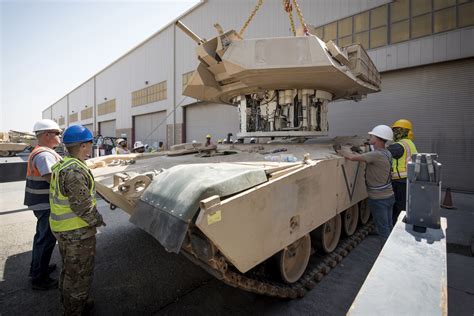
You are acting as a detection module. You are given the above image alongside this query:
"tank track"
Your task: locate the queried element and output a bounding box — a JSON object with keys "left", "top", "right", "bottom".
{"left": 219, "top": 222, "right": 375, "bottom": 298}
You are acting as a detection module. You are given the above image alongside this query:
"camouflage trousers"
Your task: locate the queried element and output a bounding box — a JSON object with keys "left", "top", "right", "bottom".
{"left": 56, "top": 234, "right": 96, "bottom": 316}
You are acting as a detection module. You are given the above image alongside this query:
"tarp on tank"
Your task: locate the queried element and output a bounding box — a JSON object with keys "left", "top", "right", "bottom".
{"left": 130, "top": 163, "right": 268, "bottom": 253}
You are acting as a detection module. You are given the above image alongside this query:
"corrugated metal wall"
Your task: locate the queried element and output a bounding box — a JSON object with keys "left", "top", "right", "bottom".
{"left": 184, "top": 102, "right": 239, "bottom": 143}
{"left": 329, "top": 58, "right": 474, "bottom": 192}
{"left": 133, "top": 111, "right": 167, "bottom": 146}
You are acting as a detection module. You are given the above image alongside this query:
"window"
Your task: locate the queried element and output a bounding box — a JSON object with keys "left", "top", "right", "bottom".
{"left": 458, "top": 2, "right": 474, "bottom": 28}
{"left": 434, "top": 0, "right": 456, "bottom": 11}
{"left": 391, "top": 20, "right": 410, "bottom": 43}
{"left": 370, "top": 27, "right": 387, "bottom": 48}
{"left": 391, "top": 0, "right": 409, "bottom": 23}
{"left": 354, "top": 12, "right": 369, "bottom": 33}
{"left": 434, "top": 7, "right": 456, "bottom": 33}
{"left": 354, "top": 31, "right": 369, "bottom": 49}
{"left": 313, "top": 27, "right": 323, "bottom": 39}
{"left": 412, "top": 14, "right": 432, "bottom": 38}
{"left": 81, "top": 107, "right": 93, "bottom": 120}
{"left": 132, "top": 81, "right": 167, "bottom": 107}
{"left": 313, "top": 0, "right": 468, "bottom": 52}
{"left": 371, "top": 5, "right": 387, "bottom": 29}
{"left": 412, "top": 0, "right": 432, "bottom": 16}
{"left": 339, "top": 35, "right": 353, "bottom": 47}
{"left": 97, "top": 99, "right": 116, "bottom": 116}
{"left": 323, "top": 22, "right": 337, "bottom": 41}
{"left": 338, "top": 17, "right": 352, "bottom": 38}
{"left": 69, "top": 113, "right": 78, "bottom": 123}
{"left": 182, "top": 71, "right": 194, "bottom": 91}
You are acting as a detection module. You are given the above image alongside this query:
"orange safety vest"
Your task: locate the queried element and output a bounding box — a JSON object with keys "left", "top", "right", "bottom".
{"left": 24, "top": 146, "right": 61, "bottom": 208}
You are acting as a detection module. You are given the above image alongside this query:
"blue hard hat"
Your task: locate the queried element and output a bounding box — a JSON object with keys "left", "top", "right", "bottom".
{"left": 63, "top": 125, "right": 93, "bottom": 144}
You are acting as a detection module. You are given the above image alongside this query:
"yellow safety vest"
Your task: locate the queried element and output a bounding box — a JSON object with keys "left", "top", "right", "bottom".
{"left": 391, "top": 138, "right": 418, "bottom": 180}
{"left": 49, "top": 157, "right": 96, "bottom": 232}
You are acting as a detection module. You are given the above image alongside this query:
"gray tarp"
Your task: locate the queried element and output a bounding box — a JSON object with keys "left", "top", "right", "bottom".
{"left": 130, "top": 163, "right": 268, "bottom": 253}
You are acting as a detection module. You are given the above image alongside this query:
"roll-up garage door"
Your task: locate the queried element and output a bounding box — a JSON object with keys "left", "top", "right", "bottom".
{"left": 328, "top": 58, "right": 474, "bottom": 192}
{"left": 185, "top": 102, "right": 240, "bottom": 143}
{"left": 134, "top": 111, "right": 167, "bottom": 147}
{"left": 99, "top": 120, "right": 116, "bottom": 137}
{"left": 83, "top": 124, "right": 93, "bottom": 133}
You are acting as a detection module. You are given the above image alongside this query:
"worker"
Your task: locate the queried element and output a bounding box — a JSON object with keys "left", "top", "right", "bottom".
{"left": 49, "top": 125, "right": 105, "bottom": 315}
{"left": 24, "top": 119, "right": 62, "bottom": 290}
{"left": 205, "top": 134, "right": 212, "bottom": 146}
{"left": 388, "top": 119, "right": 418, "bottom": 224}
{"left": 133, "top": 141, "right": 145, "bottom": 153}
{"left": 112, "top": 138, "right": 130, "bottom": 155}
{"left": 337, "top": 125, "right": 395, "bottom": 240}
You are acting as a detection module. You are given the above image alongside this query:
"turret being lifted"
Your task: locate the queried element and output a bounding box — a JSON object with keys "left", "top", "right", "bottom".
{"left": 177, "top": 20, "right": 380, "bottom": 138}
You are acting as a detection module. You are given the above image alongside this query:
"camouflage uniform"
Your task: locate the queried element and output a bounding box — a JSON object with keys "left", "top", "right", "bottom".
{"left": 54, "top": 162, "right": 104, "bottom": 316}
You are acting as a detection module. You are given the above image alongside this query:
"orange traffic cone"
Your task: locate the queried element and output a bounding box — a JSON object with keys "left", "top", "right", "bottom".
{"left": 441, "top": 187, "right": 456, "bottom": 209}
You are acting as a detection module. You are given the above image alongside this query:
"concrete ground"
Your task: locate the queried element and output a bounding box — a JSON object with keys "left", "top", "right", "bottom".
{"left": 1, "top": 181, "right": 473, "bottom": 315}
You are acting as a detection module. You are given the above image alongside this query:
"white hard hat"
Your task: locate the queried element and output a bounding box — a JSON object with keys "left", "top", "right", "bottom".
{"left": 368, "top": 125, "right": 393, "bottom": 141}
{"left": 116, "top": 138, "right": 126, "bottom": 145}
{"left": 33, "top": 119, "right": 61, "bottom": 133}
{"left": 134, "top": 141, "right": 144, "bottom": 149}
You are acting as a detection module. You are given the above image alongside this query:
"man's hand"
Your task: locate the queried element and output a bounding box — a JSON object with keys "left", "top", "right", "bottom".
{"left": 333, "top": 144, "right": 341, "bottom": 152}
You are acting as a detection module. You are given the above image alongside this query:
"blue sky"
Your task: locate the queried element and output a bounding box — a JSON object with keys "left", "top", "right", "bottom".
{"left": 1, "top": 0, "right": 200, "bottom": 132}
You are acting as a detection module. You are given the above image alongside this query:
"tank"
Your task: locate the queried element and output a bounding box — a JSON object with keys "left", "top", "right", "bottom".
{"left": 0, "top": 131, "right": 34, "bottom": 157}
{"left": 91, "top": 22, "right": 381, "bottom": 298}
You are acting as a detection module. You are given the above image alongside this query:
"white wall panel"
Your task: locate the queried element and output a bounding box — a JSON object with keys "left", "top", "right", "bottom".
{"left": 408, "top": 40, "right": 421, "bottom": 66}
{"left": 447, "top": 31, "right": 461, "bottom": 60}
{"left": 69, "top": 79, "right": 94, "bottom": 128}
{"left": 51, "top": 97, "right": 67, "bottom": 128}
{"left": 42, "top": 107, "right": 52, "bottom": 120}
{"left": 460, "top": 28, "right": 474, "bottom": 58}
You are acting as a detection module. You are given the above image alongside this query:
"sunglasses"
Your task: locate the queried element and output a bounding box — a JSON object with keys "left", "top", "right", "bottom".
{"left": 49, "top": 131, "right": 61, "bottom": 136}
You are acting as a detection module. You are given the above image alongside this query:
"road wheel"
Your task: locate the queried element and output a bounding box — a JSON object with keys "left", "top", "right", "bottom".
{"left": 359, "top": 199, "right": 371, "bottom": 225}
{"left": 342, "top": 204, "right": 359, "bottom": 236}
{"left": 313, "top": 214, "right": 341, "bottom": 253}
{"left": 278, "top": 234, "right": 311, "bottom": 284}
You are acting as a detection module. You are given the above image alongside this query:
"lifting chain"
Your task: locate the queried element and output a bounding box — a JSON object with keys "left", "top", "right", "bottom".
{"left": 239, "top": 0, "right": 264, "bottom": 38}
{"left": 283, "top": 0, "right": 296, "bottom": 36}
{"left": 292, "top": 0, "right": 309, "bottom": 35}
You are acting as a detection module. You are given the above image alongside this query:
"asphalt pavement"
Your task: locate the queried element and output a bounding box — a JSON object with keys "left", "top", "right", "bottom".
{"left": 1, "top": 180, "right": 473, "bottom": 315}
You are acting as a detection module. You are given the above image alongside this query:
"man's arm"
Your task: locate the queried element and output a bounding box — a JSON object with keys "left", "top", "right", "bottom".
{"left": 62, "top": 169, "right": 105, "bottom": 227}
{"left": 43, "top": 174, "right": 51, "bottom": 183}
{"left": 387, "top": 143, "right": 404, "bottom": 159}
{"left": 337, "top": 149, "right": 367, "bottom": 162}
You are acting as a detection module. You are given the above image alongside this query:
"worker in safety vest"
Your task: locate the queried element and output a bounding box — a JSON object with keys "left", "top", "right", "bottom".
{"left": 24, "top": 119, "right": 62, "bottom": 290}
{"left": 388, "top": 119, "right": 418, "bottom": 224}
{"left": 49, "top": 125, "right": 105, "bottom": 315}
{"left": 111, "top": 138, "right": 130, "bottom": 155}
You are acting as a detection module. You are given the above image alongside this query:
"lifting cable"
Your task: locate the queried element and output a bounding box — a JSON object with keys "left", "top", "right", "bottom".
{"left": 238, "top": 0, "right": 264, "bottom": 38}
{"left": 239, "top": 0, "right": 309, "bottom": 38}
{"left": 292, "top": 0, "right": 309, "bottom": 35}
{"left": 283, "top": 0, "right": 296, "bottom": 36}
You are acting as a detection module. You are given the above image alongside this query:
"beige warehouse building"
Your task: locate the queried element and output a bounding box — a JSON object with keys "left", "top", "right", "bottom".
{"left": 42, "top": 0, "right": 474, "bottom": 191}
